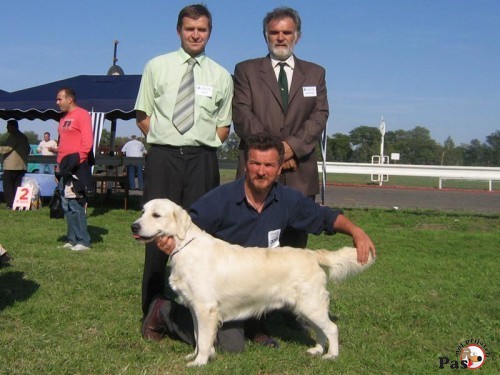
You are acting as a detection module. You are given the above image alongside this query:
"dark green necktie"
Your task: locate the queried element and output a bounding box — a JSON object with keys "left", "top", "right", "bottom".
{"left": 278, "top": 62, "right": 288, "bottom": 112}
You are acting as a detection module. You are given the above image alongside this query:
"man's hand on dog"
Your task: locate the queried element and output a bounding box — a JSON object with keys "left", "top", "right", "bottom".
{"left": 156, "top": 236, "right": 176, "bottom": 255}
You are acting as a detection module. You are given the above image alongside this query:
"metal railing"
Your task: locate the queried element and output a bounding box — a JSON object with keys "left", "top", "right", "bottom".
{"left": 317, "top": 162, "right": 500, "bottom": 191}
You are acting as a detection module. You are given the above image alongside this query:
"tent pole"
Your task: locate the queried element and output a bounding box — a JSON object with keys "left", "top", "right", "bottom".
{"left": 110, "top": 119, "right": 117, "bottom": 153}
{"left": 106, "top": 119, "right": 118, "bottom": 195}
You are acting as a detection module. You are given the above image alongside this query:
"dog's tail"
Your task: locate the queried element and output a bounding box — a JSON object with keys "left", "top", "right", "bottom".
{"left": 315, "top": 246, "right": 375, "bottom": 283}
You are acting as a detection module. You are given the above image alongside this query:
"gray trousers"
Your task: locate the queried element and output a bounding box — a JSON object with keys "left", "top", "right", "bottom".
{"left": 159, "top": 298, "right": 246, "bottom": 353}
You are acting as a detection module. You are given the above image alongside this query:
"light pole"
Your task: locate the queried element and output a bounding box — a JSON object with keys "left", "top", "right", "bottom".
{"left": 379, "top": 116, "right": 386, "bottom": 185}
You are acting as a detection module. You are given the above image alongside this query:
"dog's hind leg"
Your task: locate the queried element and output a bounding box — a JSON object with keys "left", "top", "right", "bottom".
{"left": 187, "top": 305, "right": 219, "bottom": 367}
{"left": 304, "top": 316, "right": 338, "bottom": 359}
{"left": 298, "top": 294, "right": 339, "bottom": 359}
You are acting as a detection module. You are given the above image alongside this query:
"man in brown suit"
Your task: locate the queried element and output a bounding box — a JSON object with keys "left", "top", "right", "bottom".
{"left": 233, "top": 6, "right": 329, "bottom": 248}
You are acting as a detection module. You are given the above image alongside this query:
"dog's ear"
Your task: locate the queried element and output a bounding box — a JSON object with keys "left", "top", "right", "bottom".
{"left": 173, "top": 205, "right": 192, "bottom": 240}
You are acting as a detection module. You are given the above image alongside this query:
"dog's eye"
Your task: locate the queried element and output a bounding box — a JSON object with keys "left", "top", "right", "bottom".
{"left": 152, "top": 213, "right": 161, "bottom": 218}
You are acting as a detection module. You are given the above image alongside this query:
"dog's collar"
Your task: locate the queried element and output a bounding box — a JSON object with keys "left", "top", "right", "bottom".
{"left": 170, "top": 237, "right": 195, "bottom": 258}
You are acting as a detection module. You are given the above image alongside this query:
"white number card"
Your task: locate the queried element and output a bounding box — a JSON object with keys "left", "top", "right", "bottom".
{"left": 268, "top": 229, "right": 281, "bottom": 248}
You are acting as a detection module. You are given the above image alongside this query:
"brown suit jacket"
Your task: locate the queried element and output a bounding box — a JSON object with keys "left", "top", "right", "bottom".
{"left": 233, "top": 55, "right": 329, "bottom": 196}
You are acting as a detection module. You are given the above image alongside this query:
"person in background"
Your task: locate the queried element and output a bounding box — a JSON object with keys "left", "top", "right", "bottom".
{"left": 37, "top": 131, "right": 58, "bottom": 174}
{"left": 121, "top": 135, "right": 146, "bottom": 191}
{"left": 0, "top": 243, "right": 12, "bottom": 267}
{"left": 0, "top": 119, "right": 30, "bottom": 209}
{"left": 55, "top": 88, "right": 93, "bottom": 252}
{"left": 134, "top": 3, "right": 233, "bottom": 318}
{"left": 233, "top": 6, "right": 329, "bottom": 248}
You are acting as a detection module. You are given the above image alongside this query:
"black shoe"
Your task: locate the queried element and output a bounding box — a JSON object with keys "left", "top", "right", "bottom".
{"left": 0, "top": 252, "right": 12, "bottom": 267}
{"left": 142, "top": 296, "right": 168, "bottom": 341}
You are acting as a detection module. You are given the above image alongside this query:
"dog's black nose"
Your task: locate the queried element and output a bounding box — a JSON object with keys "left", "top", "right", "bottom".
{"left": 131, "top": 222, "right": 140, "bottom": 234}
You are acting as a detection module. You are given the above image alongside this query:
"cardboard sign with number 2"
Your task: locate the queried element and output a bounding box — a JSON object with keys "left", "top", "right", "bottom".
{"left": 13, "top": 186, "right": 33, "bottom": 210}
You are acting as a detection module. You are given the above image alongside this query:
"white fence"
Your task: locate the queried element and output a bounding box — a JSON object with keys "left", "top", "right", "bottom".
{"left": 4, "top": 156, "right": 499, "bottom": 191}
{"left": 318, "top": 162, "right": 500, "bottom": 191}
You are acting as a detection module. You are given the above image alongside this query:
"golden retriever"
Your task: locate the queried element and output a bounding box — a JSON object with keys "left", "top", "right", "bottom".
{"left": 131, "top": 198, "right": 375, "bottom": 366}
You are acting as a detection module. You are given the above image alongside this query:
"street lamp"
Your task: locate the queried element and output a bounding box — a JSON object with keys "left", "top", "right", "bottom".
{"left": 379, "top": 116, "right": 386, "bottom": 163}
{"left": 378, "top": 116, "right": 386, "bottom": 185}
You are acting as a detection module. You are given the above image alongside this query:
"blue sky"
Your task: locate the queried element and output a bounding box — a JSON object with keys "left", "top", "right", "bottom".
{"left": 1, "top": 0, "right": 499, "bottom": 145}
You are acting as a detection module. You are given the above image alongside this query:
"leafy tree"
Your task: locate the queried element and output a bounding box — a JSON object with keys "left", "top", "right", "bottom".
{"left": 485, "top": 130, "right": 500, "bottom": 166}
{"left": 25, "top": 131, "right": 40, "bottom": 144}
{"left": 349, "top": 126, "right": 381, "bottom": 162}
{"left": 461, "top": 139, "right": 492, "bottom": 166}
{"left": 99, "top": 128, "right": 111, "bottom": 147}
{"left": 0, "top": 130, "right": 39, "bottom": 145}
{"left": 217, "top": 132, "right": 240, "bottom": 160}
{"left": 440, "top": 136, "right": 463, "bottom": 165}
{"left": 385, "top": 126, "right": 440, "bottom": 164}
{"left": 328, "top": 133, "right": 352, "bottom": 161}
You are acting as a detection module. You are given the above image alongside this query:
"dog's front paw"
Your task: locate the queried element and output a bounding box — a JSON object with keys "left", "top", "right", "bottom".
{"left": 185, "top": 352, "right": 196, "bottom": 360}
{"left": 322, "top": 353, "right": 338, "bottom": 360}
{"left": 306, "top": 345, "right": 324, "bottom": 356}
{"left": 186, "top": 356, "right": 209, "bottom": 367}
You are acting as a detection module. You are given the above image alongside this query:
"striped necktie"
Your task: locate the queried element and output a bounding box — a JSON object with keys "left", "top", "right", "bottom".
{"left": 172, "top": 58, "right": 197, "bottom": 134}
{"left": 278, "top": 62, "right": 288, "bottom": 112}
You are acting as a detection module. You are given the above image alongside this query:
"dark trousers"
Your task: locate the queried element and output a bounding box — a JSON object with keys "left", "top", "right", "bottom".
{"left": 159, "top": 298, "right": 245, "bottom": 353}
{"left": 141, "top": 145, "right": 220, "bottom": 316}
{"left": 2, "top": 170, "right": 26, "bottom": 208}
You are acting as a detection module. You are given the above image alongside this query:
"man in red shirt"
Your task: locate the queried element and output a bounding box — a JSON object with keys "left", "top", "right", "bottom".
{"left": 55, "top": 88, "right": 93, "bottom": 251}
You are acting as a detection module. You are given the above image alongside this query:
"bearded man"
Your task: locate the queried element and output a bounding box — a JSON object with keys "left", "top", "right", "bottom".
{"left": 232, "top": 6, "right": 329, "bottom": 249}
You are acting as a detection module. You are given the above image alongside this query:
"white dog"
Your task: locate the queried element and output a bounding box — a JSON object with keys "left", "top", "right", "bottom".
{"left": 131, "top": 198, "right": 375, "bottom": 367}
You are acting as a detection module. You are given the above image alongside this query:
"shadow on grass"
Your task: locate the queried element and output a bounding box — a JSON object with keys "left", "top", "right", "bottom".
{"left": 0, "top": 270, "right": 40, "bottom": 312}
{"left": 264, "top": 311, "right": 338, "bottom": 347}
{"left": 55, "top": 225, "right": 109, "bottom": 245}
{"left": 88, "top": 194, "right": 143, "bottom": 217}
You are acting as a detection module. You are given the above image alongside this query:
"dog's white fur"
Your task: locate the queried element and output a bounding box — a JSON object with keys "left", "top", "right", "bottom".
{"left": 132, "top": 199, "right": 375, "bottom": 367}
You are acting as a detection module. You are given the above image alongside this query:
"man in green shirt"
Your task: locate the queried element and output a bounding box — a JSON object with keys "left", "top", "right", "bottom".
{"left": 134, "top": 4, "right": 233, "bottom": 319}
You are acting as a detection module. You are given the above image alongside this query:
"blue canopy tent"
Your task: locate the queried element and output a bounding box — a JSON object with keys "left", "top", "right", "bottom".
{"left": 0, "top": 74, "right": 141, "bottom": 121}
{"left": 0, "top": 75, "right": 141, "bottom": 198}
{"left": 0, "top": 74, "right": 142, "bottom": 157}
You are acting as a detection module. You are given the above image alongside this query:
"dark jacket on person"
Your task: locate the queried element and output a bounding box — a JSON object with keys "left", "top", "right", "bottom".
{"left": 57, "top": 153, "right": 94, "bottom": 198}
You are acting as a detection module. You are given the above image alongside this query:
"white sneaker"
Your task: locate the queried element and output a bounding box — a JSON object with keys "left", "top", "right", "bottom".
{"left": 58, "top": 243, "right": 74, "bottom": 249}
{"left": 71, "top": 244, "right": 91, "bottom": 251}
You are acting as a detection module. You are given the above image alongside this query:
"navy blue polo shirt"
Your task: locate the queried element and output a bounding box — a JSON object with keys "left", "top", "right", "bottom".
{"left": 189, "top": 177, "right": 342, "bottom": 248}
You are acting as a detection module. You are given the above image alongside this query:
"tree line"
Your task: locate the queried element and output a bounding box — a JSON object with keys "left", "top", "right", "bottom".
{"left": 217, "top": 126, "right": 500, "bottom": 167}
{"left": 2, "top": 126, "right": 498, "bottom": 167}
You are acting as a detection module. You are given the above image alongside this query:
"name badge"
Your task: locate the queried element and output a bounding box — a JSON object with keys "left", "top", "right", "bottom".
{"left": 196, "top": 85, "right": 213, "bottom": 97}
{"left": 268, "top": 229, "right": 281, "bottom": 248}
{"left": 303, "top": 86, "right": 317, "bottom": 97}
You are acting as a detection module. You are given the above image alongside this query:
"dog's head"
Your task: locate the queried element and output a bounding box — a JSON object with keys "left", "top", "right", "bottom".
{"left": 131, "top": 199, "right": 193, "bottom": 243}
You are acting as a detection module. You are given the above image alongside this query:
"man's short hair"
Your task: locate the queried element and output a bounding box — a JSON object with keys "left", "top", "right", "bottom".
{"left": 243, "top": 134, "right": 284, "bottom": 165}
{"left": 44, "top": 132, "right": 50, "bottom": 137}
{"left": 262, "top": 7, "right": 302, "bottom": 38}
{"left": 177, "top": 4, "right": 212, "bottom": 32}
{"left": 7, "top": 119, "right": 18, "bottom": 129}
{"left": 58, "top": 87, "right": 77, "bottom": 102}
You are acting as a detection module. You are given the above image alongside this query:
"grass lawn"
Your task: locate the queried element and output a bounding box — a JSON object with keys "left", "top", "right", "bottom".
{"left": 0, "top": 195, "right": 498, "bottom": 374}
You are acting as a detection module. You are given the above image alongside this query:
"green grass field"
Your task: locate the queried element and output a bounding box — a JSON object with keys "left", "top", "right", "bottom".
{"left": 0, "top": 194, "right": 498, "bottom": 374}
